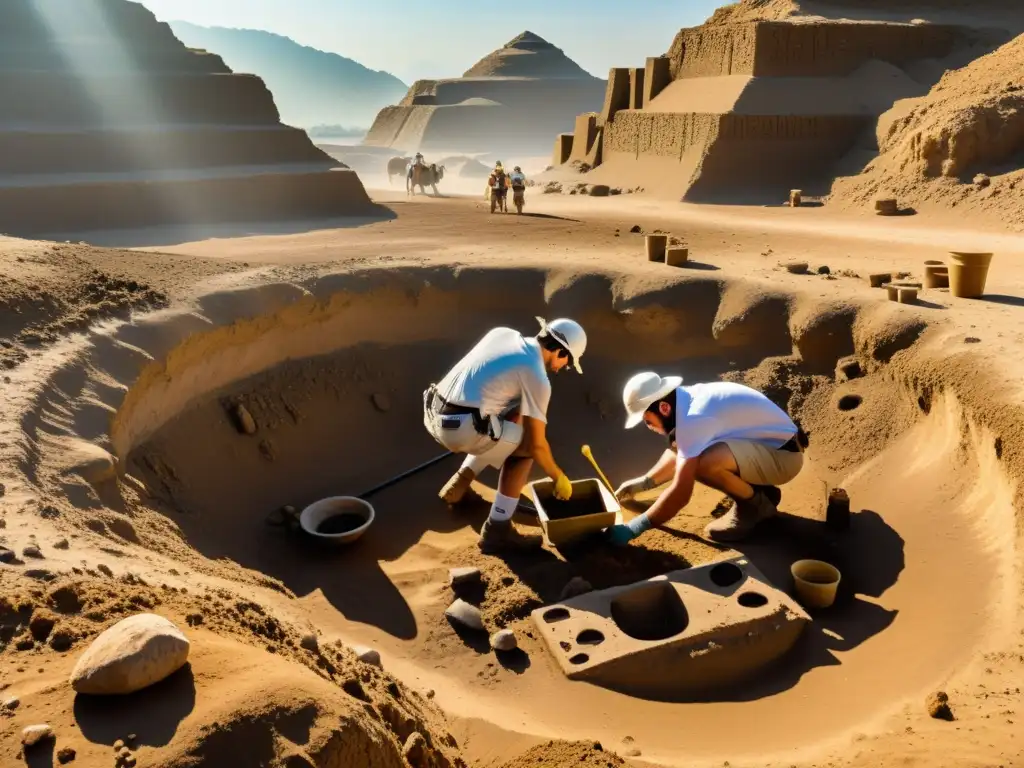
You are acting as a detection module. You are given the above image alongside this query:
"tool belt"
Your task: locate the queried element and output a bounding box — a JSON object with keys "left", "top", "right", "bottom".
{"left": 425, "top": 385, "right": 491, "bottom": 437}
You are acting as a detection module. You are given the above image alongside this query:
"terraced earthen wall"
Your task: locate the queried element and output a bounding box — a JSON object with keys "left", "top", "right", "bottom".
{"left": 599, "top": 68, "right": 631, "bottom": 126}
{"left": 667, "top": 21, "right": 959, "bottom": 79}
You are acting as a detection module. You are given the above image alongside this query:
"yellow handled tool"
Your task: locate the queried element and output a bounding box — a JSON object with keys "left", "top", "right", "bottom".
{"left": 581, "top": 444, "right": 615, "bottom": 497}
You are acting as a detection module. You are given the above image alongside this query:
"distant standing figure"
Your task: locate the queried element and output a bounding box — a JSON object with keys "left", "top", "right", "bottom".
{"left": 406, "top": 153, "right": 425, "bottom": 195}
{"left": 509, "top": 166, "right": 527, "bottom": 214}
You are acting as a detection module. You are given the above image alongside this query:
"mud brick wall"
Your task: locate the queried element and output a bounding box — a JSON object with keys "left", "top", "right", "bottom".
{"left": 604, "top": 111, "right": 719, "bottom": 161}
{"left": 599, "top": 68, "right": 631, "bottom": 126}
{"left": 667, "top": 24, "right": 758, "bottom": 78}
{"left": 553, "top": 134, "right": 573, "bottom": 165}
{"left": 569, "top": 113, "right": 598, "bottom": 163}
{"left": 667, "top": 21, "right": 958, "bottom": 79}
{"left": 628, "top": 68, "right": 645, "bottom": 110}
{"left": 643, "top": 57, "right": 672, "bottom": 107}
{"left": 686, "top": 113, "right": 869, "bottom": 200}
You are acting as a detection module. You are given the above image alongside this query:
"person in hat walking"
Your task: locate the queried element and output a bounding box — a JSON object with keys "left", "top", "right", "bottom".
{"left": 605, "top": 372, "right": 804, "bottom": 545}
{"left": 424, "top": 317, "right": 587, "bottom": 552}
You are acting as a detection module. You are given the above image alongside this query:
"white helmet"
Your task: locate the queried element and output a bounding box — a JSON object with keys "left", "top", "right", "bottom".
{"left": 536, "top": 317, "right": 586, "bottom": 374}
{"left": 622, "top": 372, "right": 683, "bottom": 428}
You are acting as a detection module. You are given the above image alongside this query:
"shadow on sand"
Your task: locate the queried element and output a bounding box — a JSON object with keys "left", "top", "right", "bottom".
{"left": 74, "top": 664, "right": 197, "bottom": 747}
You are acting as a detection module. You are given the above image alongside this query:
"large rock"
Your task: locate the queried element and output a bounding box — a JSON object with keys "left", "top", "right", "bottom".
{"left": 69, "top": 614, "right": 190, "bottom": 695}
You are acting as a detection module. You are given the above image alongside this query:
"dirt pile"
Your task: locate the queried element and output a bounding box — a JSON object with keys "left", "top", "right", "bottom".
{"left": 543, "top": 1, "right": 1013, "bottom": 203}
{"left": 362, "top": 32, "right": 605, "bottom": 156}
{"left": 495, "top": 740, "right": 634, "bottom": 768}
{"left": 0, "top": 0, "right": 376, "bottom": 238}
{"left": 829, "top": 33, "right": 1024, "bottom": 227}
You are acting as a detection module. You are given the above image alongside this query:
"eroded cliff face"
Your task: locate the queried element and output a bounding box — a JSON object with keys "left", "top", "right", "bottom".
{"left": 0, "top": 0, "right": 373, "bottom": 236}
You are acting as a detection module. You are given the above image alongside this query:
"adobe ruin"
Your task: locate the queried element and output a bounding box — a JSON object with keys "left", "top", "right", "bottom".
{"left": 0, "top": 0, "right": 374, "bottom": 237}
{"left": 548, "top": 9, "right": 1011, "bottom": 202}
{"left": 363, "top": 32, "right": 606, "bottom": 157}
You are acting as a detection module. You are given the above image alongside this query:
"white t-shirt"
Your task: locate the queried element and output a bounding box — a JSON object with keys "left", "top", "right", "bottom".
{"left": 672, "top": 383, "right": 796, "bottom": 460}
{"left": 436, "top": 327, "right": 551, "bottom": 423}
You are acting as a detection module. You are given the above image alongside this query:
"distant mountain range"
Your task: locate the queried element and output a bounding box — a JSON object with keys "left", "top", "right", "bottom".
{"left": 169, "top": 22, "right": 408, "bottom": 130}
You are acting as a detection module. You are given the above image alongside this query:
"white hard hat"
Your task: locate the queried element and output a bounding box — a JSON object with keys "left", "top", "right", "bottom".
{"left": 536, "top": 316, "right": 586, "bottom": 374}
{"left": 623, "top": 372, "right": 683, "bottom": 428}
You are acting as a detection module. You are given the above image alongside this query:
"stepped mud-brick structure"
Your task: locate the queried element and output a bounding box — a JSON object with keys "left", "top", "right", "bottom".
{"left": 363, "top": 32, "right": 606, "bottom": 157}
{"left": 548, "top": 6, "right": 1011, "bottom": 202}
{"left": 0, "top": 0, "right": 374, "bottom": 237}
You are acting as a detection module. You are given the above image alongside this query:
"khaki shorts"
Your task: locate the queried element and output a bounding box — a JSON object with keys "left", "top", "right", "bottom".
{"left": 721, "top": 440, "right": 804, "bottom": 487}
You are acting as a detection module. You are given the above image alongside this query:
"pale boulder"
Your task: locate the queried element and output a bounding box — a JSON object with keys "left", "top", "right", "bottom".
{"left": 70, "top": 613, "right": 189, "bottom": 695}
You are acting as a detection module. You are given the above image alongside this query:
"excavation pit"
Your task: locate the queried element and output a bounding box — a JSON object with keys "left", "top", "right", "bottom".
{"left": 80, "top": 264, "right": 1007, "bottom": 759}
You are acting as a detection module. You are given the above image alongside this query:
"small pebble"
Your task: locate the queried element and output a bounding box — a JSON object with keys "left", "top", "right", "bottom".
{"left": 927, "top": 690, "right": 954, "bottom": 720}
{"left": 23, "top": 545, "right": 43, "bottom": 559}
{"left": 21, "top": 724, "right": 53, "bottom": 747}
{"left": 233, "top": 403, "right": 257, "bottom": 434}
{"left": 448, "top": 567, "right": 481, "bottom": 588}
{"left": 113, "top": 739, "right": 125, "bottom": 751}
{"left": 0, "top": 545, "right": 15, "bottom": 563}
{"left": 490, "top": 629, "right": 517, "bottom": 652}
{"left": 300, "top": 633, "right": 319, "bottom": 652}
{"left": 53, "top": 538, "right": 70, "bottom": 550}
{"left": 3, "top": 696, "right": 20, "bottom": 710}
{"left": 353, "top": 646, "right": 382, "bottom": 668}
{"left": 57, "top": 746, "right": 77, "bottom": 763}
{"left": 445, "top": 599, "right": 484, "bottom": 631}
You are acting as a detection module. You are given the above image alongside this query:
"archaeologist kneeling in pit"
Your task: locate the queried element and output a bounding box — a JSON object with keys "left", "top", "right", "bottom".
{"left": 606, "top": 372, "right": 804, "bottom": 545}
{"left": 424, "top": 317, "right": 587, "bottom": 553}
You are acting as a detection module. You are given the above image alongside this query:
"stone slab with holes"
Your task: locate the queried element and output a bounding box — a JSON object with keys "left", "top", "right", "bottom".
{"left": 531, "top": 555, "right": 810, "bottom": 699}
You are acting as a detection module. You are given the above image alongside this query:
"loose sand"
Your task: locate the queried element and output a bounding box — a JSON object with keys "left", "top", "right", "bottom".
{"left": 2, "top": 186, "right": 1024, "bottom": 768}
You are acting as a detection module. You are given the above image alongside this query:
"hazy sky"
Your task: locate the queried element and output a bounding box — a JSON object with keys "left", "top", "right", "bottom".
{"left": 137, "top": 0, "right": 731, "bottom": 84}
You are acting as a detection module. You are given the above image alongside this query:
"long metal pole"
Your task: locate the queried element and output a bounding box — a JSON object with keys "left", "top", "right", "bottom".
{"left": 358, "top": 451, "right": 455, "bottom": 499}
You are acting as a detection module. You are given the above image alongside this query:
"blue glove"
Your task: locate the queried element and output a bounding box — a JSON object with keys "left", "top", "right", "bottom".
{"left": 606, "top": 514, "right": 652, "bottom": 546}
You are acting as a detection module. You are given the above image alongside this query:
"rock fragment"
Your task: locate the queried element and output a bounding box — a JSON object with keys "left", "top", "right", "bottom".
{"left": 926, "top": 690, "right": 954, "bottom": 720}
{"left": 403, "top": 732, "right": 427, "bottom": 767}
{"left": 445, "top": 599, "right": 484, "bottom": 631}
{"left": 21, "top": 724, "right": 53, "bottom": 747}
{"left": 70, "top": 613, "right": 190, "bottom": 695}
{"left": 300, "top": 633, "right": 319, "bottom": 652}
{"left": 353, "top": 646, "right": 381, "bottom": 667}
{"left": 490, "top": 629, "right": 517, "bottom": 652}
{"left": 232, "top": 403, "right": 257, "bottom": 435}
{"left": 23, "top": 545, "right": 43, "bottom": 559}
{"left": 57, "top": 746, "right": 77, "bottom": 763}
{"left": 53, "top": 538, "right": 70, "bottom": 550}
{"left": 448, "top": 567, "right": 481, "bottom": 588}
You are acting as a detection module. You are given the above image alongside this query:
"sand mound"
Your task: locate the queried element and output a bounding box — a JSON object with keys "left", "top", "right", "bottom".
{"left": 496, "top": 740, "right": 633, "bottom": 767}
{"left": 829, "top": 33, "right": 1024, "bottom": 226}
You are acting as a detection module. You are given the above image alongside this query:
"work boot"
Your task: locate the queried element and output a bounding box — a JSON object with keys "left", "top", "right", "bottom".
{"left": 439, "top": 467, "right": 476, "bottom": 506}
{"left": 703, "top": 489, "right": 778, "bottom": 543}
{"left": 478, "top": 516, "right": 543, "bottom": 554}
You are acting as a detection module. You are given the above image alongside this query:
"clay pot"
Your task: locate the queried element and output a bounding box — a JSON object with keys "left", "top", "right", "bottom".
{"left": 791, "top": 560, "right": 841, "bottom": 609}
{"left": 947, "top": 252, "right": 993, "bottom": 298}
{"left": 924, "top": 265, "right": 949, "bottom": 289}
{"left": 874, "top": 198, "right": 898, "bottom": 216}
{"left": 645, "top": 234, "right": 668, "bottom": 262}
{"left": 898, "top": 287, "right": 918, "bottom": 304}
{"left": 665, "top": 247, "right": 689, "bottom": 267}
{"left": 868, "top": 272, "right": 891, "bottom": 288}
